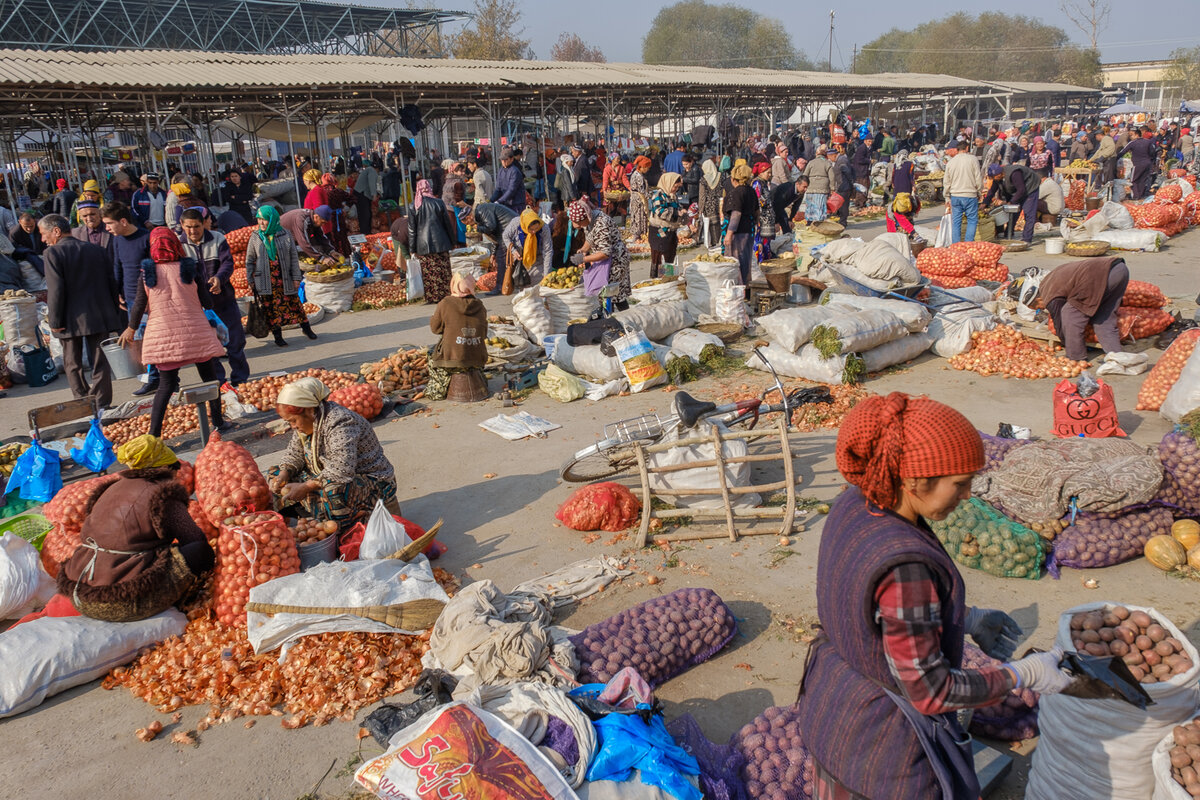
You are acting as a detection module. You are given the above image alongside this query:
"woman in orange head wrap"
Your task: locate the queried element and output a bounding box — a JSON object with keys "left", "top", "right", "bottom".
{"left": 793, "top": 392, "right": 1070, "bottom": 799}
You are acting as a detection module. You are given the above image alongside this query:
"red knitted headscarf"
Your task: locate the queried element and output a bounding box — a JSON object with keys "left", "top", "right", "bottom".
{"left": 149, "top": 226, "right": 184, "bottom": 263}
{"left": 835, "top": 392, "right": 983, "bottom": 510}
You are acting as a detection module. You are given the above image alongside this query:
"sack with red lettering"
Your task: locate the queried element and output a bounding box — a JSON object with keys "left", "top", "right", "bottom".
{"left": 1051, "top": 378, "right": 1126, "bottom": 438}
{"left": 355, "top": 702, "right": 578, "bottom": 800}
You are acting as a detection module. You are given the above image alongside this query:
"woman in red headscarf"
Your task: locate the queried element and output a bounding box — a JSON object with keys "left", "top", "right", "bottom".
{"left": 794, "top": 393, "right": 1070, "bottom": 799}
{"left": 117, "top": 227, "right": 227, "bottom": 438}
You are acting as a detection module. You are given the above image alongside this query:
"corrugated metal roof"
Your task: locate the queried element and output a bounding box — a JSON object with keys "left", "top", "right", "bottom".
{"left": 0, "top": 48, "right": 992, "bottom": 94}
{"left": 981, "top": 80, "right": 1101, "bottom": 95}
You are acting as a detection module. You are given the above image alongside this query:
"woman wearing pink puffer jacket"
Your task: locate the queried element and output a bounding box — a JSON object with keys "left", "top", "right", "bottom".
{"left": 117, "top": 227, "right": 228, "bottom": 437}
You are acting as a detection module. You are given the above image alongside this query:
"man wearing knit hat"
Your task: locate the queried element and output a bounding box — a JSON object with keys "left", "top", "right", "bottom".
{"left": 69, "top": 179, "right": 104, "bottom": 227}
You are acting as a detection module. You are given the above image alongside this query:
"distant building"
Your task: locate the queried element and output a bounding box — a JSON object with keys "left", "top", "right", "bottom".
{"left": 1101, "top": 61, "right": 1186, "bottom": 118}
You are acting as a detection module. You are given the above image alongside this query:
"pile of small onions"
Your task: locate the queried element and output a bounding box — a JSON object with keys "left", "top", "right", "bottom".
{"left": 330, "top": 382, "right": 384, "bottom": 420}
{"left": 237, "top": 368, "right": 356, "bottom": 412}
{"left": 949, "top": 326, "right": 1088, "bottom": 379}
{"left": 293, "top": 517, "right": 337, "bottom": 544}
{"left": 103, "top": 568, "right": 458, "bottom": 729}
{"left": 104, "top": 403, "right": 219, "bottom": 446}
{"left": 1069, "top": 606, "right": 1195, "bottom": 684}
{"left": 213, "top": 512, "right": 299, "bottom": 627}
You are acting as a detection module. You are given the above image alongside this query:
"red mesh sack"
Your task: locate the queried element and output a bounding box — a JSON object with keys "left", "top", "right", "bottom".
{"left": 1122, "top": 280, "right": 1166, "bottom": 308}
{"left": 476, "top": 271, "right": 497, "bottom": 293}
{"left": 731, "top": 703, "right": 815, "bottom": 799}
{"left": 929, "top": 275, "right": 977, "bottom": 289}
{"left": 213, "top": 510, "right": 300, "bottom": 627}
{"left": 176, "top": 459, "right": 195, "bottom": 495}
{"left": 41, "top": 523, "right": 81, "bottom": 575}
{"left": 194, "top": 432, "right": 272, "bottom": 527}
{"left": 970, "top": 263, "right": 1010, "bottom": 283}
{"left": 225, "top": 226, "right": 256, "bottom": 254}
{"left": 190, "top": 498, "right": 218, "bottom": 542}
{"left": 330, "top": 382, "right": 384, "bottom": 419}
{"left": 1117, "top": 306, "right": 1173, "bottom": 340}
{"left": 950, "top": 240, "right": 1004, "bottom": 269}
{"left": 43, "top": 473, "right": 120, "bottom": 533}
{"left": 555, "top": 482, "right": 641, "bottom": 532}
{"left": 1066, "top": 180, "right": 1087, "bottom": 210}
{"left": 1157, "top": 430, "right": 1200, "bottom": 514}
{"left": 570, "top": 587, "right": 738, "bottom": 686}
{"left": 1155, "top": 184, "right": 1184, "bottom": 203}
{"left": 1137, "top": 329, "right": 1200, "bottom": 411}
{"left": 916, "top": 247, "right": 972, "bottom": 278}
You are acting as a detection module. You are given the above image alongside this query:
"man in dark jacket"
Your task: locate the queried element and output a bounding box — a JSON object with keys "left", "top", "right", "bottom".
{"left": 571, "top": 144, "right": 596, "bottom": 203}
{"left": 984, "top": 163, "right": 1041, "bottom": 243}
{"left": 492, "top": 147, "right": 526, "bottom": 215}
{"left": 131, "top": 173, "right": 168, "bottom": 229}
{"left": 465, "top": 202, "right": 518, "bottom": 295}
{"left": 178, "top": 208, "right": 249, "bottom": 386}
{"left": 40, "top": 214, "right": 120, "bottom": 407}
{"left": 51, "top": 179, "right": 77, "bottom": 218}
{"left": 221, "top": 170, "right": 255, "bottom": 226}
{"left": 102, "top": 201, "right": 157, "bottom": 395}
{"left": 833, "top": 144, "right": 855, "bottom": 225}
{"left": 680, "top": 154, "right": 701, "bottom": 206}
{"left": 1118, "top": 128, "right": 1159, "bottom": 199}
{"left": 852, "top": 137, "right": 874, "bottom": 189}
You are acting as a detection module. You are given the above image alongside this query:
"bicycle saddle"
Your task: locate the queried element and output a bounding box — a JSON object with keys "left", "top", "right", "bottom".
{"left": 674, "top": 391, "right": 717, "bottom": 428}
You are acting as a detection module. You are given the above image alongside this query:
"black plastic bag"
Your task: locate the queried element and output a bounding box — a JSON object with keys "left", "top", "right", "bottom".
{"left": 361, "top": 669, "right": 457, "bottom": 746}
{"left": 245, "top": 298, "right": 270, "bottom": 339}
{"left": 1157, "top": 318, "right": 1199, "bottom": 350}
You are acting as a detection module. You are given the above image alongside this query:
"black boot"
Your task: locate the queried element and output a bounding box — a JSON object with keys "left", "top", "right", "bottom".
{"left": 273, "top": 328, "right": 288, "bottom": 347}
{"left": 300, "top": 321, "right": 318, "bottom": 340}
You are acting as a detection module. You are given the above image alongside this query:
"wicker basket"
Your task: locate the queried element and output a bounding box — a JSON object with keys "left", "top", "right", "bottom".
{"left": 995, "top": 239, "right": 1031, "bottom": 253}
{"left": 303, "top": 269, "right": 354, "bottom": 285}
{"left": 696, "top": 323, "right": 743, "bottom": 343}
{"left": 1064, "top": 240, "right": 1110, "bottom": 257}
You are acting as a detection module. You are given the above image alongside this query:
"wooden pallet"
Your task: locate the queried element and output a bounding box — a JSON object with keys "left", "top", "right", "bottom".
{"left": 632, "top": 419, "right": 804, "bottom": 545}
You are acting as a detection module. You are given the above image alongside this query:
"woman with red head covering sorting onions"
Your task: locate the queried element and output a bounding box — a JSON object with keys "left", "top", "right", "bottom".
{"left": 794, "top": 393, "right": 1070, "bottom": 799}
{"left": 117, "top": 227, "right": 227, "bottom": 437}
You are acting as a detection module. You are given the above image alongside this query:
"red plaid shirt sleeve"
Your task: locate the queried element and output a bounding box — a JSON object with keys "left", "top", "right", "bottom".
{"left": 874, "top": 563, "right": 1013, "bottom": 714}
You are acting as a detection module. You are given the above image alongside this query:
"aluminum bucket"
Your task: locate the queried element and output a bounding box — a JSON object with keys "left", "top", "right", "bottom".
{"left": 100, "top": 337, "right": 142, "bottom": 380}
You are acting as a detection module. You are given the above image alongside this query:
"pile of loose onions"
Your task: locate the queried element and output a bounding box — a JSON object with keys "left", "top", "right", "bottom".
{"left": 352, "top": 283, "right": 407, "bottom": 309}
{"left": 1137, "top": 330, "right": 1200, "bottom": 411}
{"left": 104, "top": 403, "right": 221, "bottom": 446}
{"left": 330, "top": 382, "right": 384, "bottom": 419}
{"left": 949, "top": 326, "right": 1089, "bottom": 379}
{"left": 237, "top": 368, "right": 356, "bottom": 412}
{"left": 194, "top": 432, "right": 271, "bottom": 528}
{"left": 213, "top": 511, "right": 299, "bottom": 627}
{"left": 103, "top": 568, "right": 458, "bottom": 729}
{"left": 293, "top": 517, "right": 337, "bottom": 544}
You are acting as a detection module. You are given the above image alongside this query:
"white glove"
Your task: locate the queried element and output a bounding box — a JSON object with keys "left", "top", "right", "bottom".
{"left": 570, "top": 253, "right": 586, "bottom": 266}
{"left": 1006, "top": 647, "right": 1071, "bottom": 696}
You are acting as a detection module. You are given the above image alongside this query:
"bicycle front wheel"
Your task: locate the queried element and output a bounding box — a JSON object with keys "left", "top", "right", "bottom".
{"left": 558, "top": 436, "right": 657, "bottom": 483}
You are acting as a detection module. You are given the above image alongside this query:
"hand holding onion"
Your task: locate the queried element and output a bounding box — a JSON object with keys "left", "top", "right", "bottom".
{"left": 282, "top": 481, "right": 319, "bottom": 502}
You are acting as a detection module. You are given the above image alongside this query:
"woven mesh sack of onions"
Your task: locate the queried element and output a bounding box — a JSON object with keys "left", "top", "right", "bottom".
{"left": 731, "top": 703, "right": 815, "bottom": 800}
{"left": 570, "top": 587, "right": 737, "bottom": 687}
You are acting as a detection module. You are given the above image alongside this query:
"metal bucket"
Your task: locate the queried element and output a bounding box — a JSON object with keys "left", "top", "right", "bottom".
{"left": 100, "top": 337, "right": 142, "bottom": 380}
{"left": 298, "top": 534, "right": 338, "bottom": 570}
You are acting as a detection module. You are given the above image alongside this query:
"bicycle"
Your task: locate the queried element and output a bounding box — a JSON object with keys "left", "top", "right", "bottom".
{"left": 557, "top": 346, "right": 833, "bottom": 483}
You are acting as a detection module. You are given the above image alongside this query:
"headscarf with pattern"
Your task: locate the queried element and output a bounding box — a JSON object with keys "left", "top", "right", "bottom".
{"left": 414, "top": 179, "right": 435, "bottom": 211}
{"left": 567, "top": 200, "right": 591, "bottom": 225}
{"left": 149, "top": 225, "right": 184, "bottom": 262}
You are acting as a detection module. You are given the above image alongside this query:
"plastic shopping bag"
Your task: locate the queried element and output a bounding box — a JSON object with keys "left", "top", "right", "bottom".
{"left": 2, "top": 440, "right": 61, "bottom": 502}
{"left": 0, "top": 533, "right": 54, "bottom": 620}
{"left": 204, "top": 309, "right": 229, "bottom": 346}
{"left": 1052, "top": 377, "right": 1127, "bottom": 438}
{"left": 935, "top": 211, "right": 953, "bottom": 249}
{"left": 587, "top": 711, "right": 703, "bottom": 800}
{"left": 406, "top": 256, "right": 424, "bottom": 302}
{"left": 68, "top": 417, "right": 116, "bottom": 474}
{"left": 614, "top": 329, "right": 667, "bottom": 393}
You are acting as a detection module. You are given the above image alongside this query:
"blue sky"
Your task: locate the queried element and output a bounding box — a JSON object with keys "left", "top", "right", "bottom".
{"left": 432, "top": 0, "right": 1198, "bottom": 66}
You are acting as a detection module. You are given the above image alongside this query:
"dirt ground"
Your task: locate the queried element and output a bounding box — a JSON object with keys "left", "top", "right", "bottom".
{"left": 2, "top": 207, "right": 1198, "bottom": 800}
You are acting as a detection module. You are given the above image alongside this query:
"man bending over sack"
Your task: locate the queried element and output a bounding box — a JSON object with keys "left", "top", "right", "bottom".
{"left": 1015, "top": 256, "right": 1129, "bottom": 362}
{"left": 58, "top": 435, "right": 214, "bottom": 622}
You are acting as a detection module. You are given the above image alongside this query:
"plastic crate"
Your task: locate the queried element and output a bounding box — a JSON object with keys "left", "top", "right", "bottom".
{"left": 0, "top": 512, "right": 52, "bottom": 550}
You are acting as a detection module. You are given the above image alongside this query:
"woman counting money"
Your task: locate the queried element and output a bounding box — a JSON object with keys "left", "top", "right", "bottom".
{"left": 795, "top": 393, "right": 1071, "bottom": 798}
{"left": 269, "top": 377, "right": 401, "bottom": 528}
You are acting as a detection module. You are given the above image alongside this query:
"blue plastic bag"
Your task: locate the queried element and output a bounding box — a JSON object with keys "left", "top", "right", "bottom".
{"left": 587, "top": 709, "right": 702, "bottom": 800}
{"left": 297, "top": 281, "right": 306, "bottom": 303}
{"left": 204, "top": 309, "right": 230, "bottom": 346}
{"left": 2, "top": 440, "right": 62, "bottom": 502}
{"left": 69, "top": 418, "right": 116, "bottom": 474}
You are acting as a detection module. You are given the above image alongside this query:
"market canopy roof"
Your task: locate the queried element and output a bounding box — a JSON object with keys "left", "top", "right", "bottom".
{"left": 1101, "top": 102, "right": 1150, "bottom": 116}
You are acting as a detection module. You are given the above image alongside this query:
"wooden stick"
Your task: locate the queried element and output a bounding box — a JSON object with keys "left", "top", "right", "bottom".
{"left": 635, "top": 444, "right": 652, "bottom": 548}
{"left": 779, "top": 418, "right": 798, "bottom": 537}
{"left": 644, "top": 451, "right": 796, "bottom": 475}
{"left": 649, "top": 527, "right": 790, "bottom": 543}
{"left": 384, "top": 518, "right": 443, "bottom": 562}
{"left": 640, "top": 428, "right": 786, "bottom": 454}
{"left": 712, "top": 424, "right": 737, "bottom": 541}
{"left": 245, "top": 598, "right": 446, "bottom": 629}
{"left": 653, "top": 506, "right": 792, "bottom": 519}
{"left": 635, "top": 478, "right": 800, "bottom": 497}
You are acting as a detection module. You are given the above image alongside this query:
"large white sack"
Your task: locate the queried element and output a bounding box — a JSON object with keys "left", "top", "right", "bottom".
{"left": 1026, "top": 601, "right": 1200, "bottom": 800}
{"left": 1101, "top": 200, "right": 1136, "bottom": 230}
{"left": 757, "top": 306, "right": 840, "bottom": 352}
{"left": 487, "top": 321, "right": 541, "bottom": 362}
{"left": 873, "top": 231, "right": 913, "bottom": 259}
{"left": 662, "top": 328, "right": 724, "bottom": 361}
{"left": 612, "top": 299, "right": 693, "bottom": 342}
{"left": 683, "top": 260, "right": 740, "bottom": 321}
{"left": 552, "top": 341, "right": 623, "bottom": 382}
{"left": 247, "top": 557, "right": 449, "bottom": 654}
{"left": 630, "top": 279, "right": 686, "bottom": 304}
{"left": 813, "top": 309, "right": 909, "bottom": 355}
{"left": 1096, "top": 228, "right": 1167, "bottom": 252}
{"left": 0, "top": 610, "right": 187, "bottom": 718}
{"left": 925, "top": 285, "right": 994, "bottom": 309}
{"left": 927, "top": 306, "right": 998, "bottom": 357}
{"left": 861, "top": 331, "right": 934, "bottom": 372}
{"left": 0, "top": 534, "right": 54, "bottom": 620}
{"left": 648, "top": 419, "right": 760, "bottom": 508}
{"left": 746, "top": 343, "right": 849, "bottom": 384}
{"left": 1162, "top": 348, "right": 1200, "bottom": 423}
{"left": 821, "top": 294, "right": 931, "bottom": 333}
{"left": 513, "top": 286, "right": 553, "bottom": 343}
{"left": 819, "top": 237, "right": 865, "bottom": 264}
{"left": 1151, "top": 721, "right": 1198, "bottom": 800}
{"left": 303, "top": 274, "right": 354, "bottom": 313}
{"left": 543, "top": 286, "right": 599, "bottom": 334}
{"left": 814, "top": 261, "right": 896, "bottom": 293}
{"left": 849, "top": 239, "right": 921, "bottom": 286}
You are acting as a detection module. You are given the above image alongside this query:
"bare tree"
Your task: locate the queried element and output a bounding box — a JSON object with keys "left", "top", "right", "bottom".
{"left": 1058, "top": 0, "right": 1111, "bottom": 50}
{"left": 550, "top": 33, "right": 606, "bottom": 63}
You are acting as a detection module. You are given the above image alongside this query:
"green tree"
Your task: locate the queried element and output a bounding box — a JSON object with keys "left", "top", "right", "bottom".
{"left": 1164, "top": 46, "right": 1200, "bottom": 101}
{"left": 550, "top": 33, "right": 606, "bottom": 63}
{"left": 642, "top": 0, "right": 812, "bottom": 70}
{"left": 449, "top": 0, "right": 531, "bottom": 61}
{"left": 853, "top": 12, "right": 1099, "bottom": 86}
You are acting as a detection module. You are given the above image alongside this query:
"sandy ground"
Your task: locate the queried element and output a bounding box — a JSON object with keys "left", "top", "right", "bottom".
{"left": 1, "top": 207, "right": 1198, "bottom": 800}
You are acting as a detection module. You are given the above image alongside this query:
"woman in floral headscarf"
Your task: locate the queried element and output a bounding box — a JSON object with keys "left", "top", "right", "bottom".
{"left": 647, "top": 172, "right": 687, "bottom": 278}
{"left": 567, "top": 200, "right": 630, "bottom": 307}
{"left": 302, "top": 168, "right": 326, "bottom": 216}
{"left": 116, "top": 228, "right": 227, "bottom": 437}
